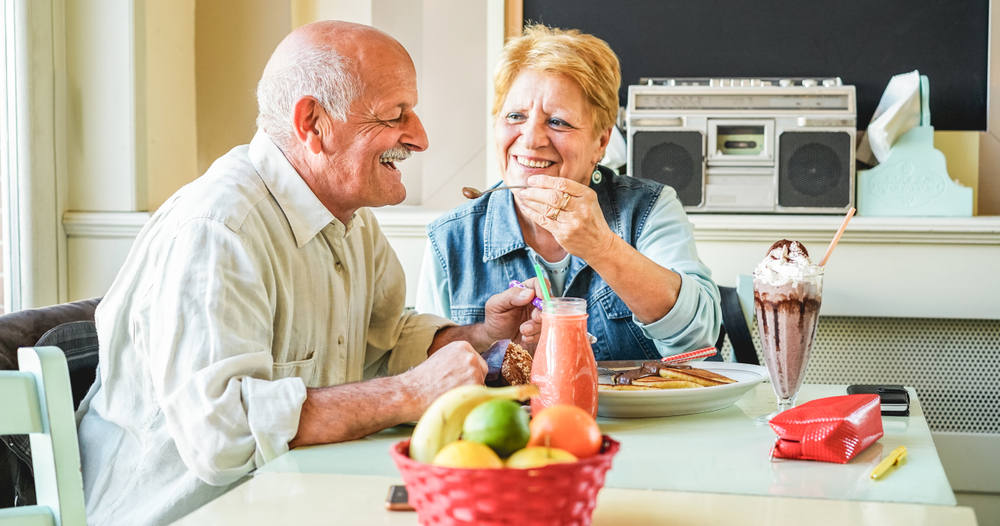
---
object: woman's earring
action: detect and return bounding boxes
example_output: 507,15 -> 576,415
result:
591,165 -> 603,184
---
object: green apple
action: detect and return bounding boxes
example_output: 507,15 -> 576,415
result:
505,446 -> 577,469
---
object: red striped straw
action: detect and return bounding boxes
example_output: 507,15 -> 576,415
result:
661,346 -> 717,364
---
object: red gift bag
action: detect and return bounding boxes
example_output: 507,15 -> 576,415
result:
769,394 -> 884,463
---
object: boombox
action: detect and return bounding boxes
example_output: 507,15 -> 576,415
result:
626,78 -> 856,213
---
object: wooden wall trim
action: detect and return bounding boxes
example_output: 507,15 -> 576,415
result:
504,0 -> 522,40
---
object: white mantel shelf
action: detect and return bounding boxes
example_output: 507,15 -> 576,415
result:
63,211 -> 151,238
373,207 -> 1000,244
63,208 -> 1000,245
63,208 -> 997,319
371,208 -> 1000,320
688,215 -> 1000,245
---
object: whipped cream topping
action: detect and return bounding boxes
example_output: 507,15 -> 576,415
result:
754,239 -> 823,284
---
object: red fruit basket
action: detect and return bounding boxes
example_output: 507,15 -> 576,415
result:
390,436 -> 620,526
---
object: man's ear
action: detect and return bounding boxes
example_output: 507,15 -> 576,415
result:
292,97 -> 326,154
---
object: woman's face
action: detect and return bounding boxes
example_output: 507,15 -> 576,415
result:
495,70 -> 610,189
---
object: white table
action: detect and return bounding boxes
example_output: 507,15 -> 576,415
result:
257,383 -> 956,506
172,472 -> 978,526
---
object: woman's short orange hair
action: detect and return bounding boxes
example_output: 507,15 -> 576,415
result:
493,24 -> 621,137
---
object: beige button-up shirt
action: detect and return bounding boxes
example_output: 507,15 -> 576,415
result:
76,131 -> 451,525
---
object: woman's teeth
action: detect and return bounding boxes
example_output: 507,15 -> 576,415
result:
515,156 -> 553,168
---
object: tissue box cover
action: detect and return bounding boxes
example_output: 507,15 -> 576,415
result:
769,394 -> 883,463
857,126 -> 972,217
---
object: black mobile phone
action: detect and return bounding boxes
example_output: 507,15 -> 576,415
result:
385,485 -> 415,511
846,384 -> 910,416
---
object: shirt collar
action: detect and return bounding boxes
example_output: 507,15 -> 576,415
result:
248,130 -> 363,247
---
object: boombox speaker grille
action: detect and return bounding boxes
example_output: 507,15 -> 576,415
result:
778,131 -> 851,208
632,131 -> 704,207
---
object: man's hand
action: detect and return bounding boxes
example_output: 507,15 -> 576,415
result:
403,341 -> 487,413
483,278 -> 544,348
430,279 -> 544,353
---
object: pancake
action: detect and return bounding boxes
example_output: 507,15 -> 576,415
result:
631,376 -> 703,389
598,384 -> 658,391
657,366 -> 736,387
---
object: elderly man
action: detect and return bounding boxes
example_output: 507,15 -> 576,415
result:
76,21 -> 541,525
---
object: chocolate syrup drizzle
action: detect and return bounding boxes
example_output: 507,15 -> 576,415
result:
612,362 -> 693,385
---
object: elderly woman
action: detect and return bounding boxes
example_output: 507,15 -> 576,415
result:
415,25 -> 720,361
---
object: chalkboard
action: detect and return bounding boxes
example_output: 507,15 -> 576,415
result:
523,0 -> 989,131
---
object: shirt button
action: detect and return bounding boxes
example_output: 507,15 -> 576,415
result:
335,261 -> 343,272
338,336 -> 345,345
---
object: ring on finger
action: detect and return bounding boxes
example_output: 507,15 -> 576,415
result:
558,191 -> 572,210
546,206 -> 561,220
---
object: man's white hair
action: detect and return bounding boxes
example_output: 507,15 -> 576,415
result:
255,45 -> 360,149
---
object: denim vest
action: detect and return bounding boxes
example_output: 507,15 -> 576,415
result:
426,166 -> 665,361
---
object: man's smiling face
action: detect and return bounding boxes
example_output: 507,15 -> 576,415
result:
309,38 -> 428,218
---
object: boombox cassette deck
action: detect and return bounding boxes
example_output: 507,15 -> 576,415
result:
626,77 -> 856,213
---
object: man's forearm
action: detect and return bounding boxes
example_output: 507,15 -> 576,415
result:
288,373 -> 424,448
429,324 -> 491,354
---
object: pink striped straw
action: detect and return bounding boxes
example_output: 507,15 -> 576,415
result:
661,346 -> 717,364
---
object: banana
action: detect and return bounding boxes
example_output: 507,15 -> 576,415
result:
409,383 -> 539,464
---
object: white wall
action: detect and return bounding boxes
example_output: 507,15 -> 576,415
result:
65,1 -> 145,213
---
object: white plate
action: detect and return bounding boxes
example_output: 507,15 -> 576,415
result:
596,362 -> 768,418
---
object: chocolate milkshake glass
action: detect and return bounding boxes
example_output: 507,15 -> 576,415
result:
752,240 -> 824,424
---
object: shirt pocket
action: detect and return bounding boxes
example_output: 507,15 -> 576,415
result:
272,351 -> 317,385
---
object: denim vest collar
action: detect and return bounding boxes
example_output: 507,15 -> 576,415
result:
482,189 -> 527,262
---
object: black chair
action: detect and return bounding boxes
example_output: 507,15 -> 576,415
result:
0,298 -> 100,508
715,285 -> 760,365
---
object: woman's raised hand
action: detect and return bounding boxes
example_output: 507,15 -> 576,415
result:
516,174 -> 617,259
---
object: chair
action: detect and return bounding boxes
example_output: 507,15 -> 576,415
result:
0,299 -> 100,509
715,276 -> 760,365
0,347 -> 86,525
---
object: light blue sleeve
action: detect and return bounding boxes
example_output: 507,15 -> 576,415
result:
414,238 -> 452,318
632,189 -> 722,357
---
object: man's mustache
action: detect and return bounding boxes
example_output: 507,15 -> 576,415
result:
379,145 -> 411,163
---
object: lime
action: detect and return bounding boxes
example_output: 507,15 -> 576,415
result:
461,399 -> 530,458
432,440 -> 503,469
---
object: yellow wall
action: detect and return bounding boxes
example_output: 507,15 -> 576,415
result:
934,131 -> 979,215
194,0 -> 291,175
146,0 -> 198,211
142,0 -> 293,210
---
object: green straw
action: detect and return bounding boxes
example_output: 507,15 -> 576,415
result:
533,263 -> 552,302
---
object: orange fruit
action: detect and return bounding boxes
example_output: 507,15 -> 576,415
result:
527,405 -> 603,459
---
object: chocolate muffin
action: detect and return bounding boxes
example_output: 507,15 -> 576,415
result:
500,342 -> 532,386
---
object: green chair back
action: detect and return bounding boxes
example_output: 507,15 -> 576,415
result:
0,347 -> 85,526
